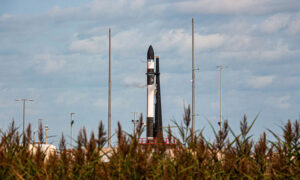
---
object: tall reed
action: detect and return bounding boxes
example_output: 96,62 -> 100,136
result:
0,108 -> 299,179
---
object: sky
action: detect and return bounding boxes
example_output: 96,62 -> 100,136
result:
0,0 -> 300,147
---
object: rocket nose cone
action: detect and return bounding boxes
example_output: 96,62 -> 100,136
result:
147,45 -> 154,59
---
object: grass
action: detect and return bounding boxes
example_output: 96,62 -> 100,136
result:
0,106 -> 299,179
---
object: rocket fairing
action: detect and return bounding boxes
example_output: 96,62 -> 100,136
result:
146,45 -> 155,138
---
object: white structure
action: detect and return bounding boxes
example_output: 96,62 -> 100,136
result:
28,144 -> 57,160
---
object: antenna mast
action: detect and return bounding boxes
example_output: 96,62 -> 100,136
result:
192,18 -> 195,138
217,65 -> 224,132
108,28 -> 112,148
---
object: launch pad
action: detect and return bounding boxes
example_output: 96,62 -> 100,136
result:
138,137 -> 177,145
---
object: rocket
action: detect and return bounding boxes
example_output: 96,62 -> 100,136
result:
146,45 -> 155,138
146,45 -> 163,139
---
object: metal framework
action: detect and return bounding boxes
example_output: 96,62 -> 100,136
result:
138,137 -> 177,145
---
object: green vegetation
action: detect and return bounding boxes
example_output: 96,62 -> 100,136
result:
0,107 -> 299,179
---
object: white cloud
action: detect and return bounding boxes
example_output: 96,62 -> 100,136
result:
248,75 -> 275,88
174,0 -> 300,15
69,35 -> 107,53
261,14 -> 290,33
94,96 -> 132,110
259,42 -> 294,61
223,35 -> 252,51
267,95 -> 291,109
156,29 -> 225,53
93,98 -> 107,109
56,92 -> 88,105
0,14 -> 13,21
34,54 -> 66,74
123,76 -> 145,88
129,0 -> 146,10
176,0 -> 256,14
88,0 -> 125,14
87,0 -> 145,15
219,41 -> 295,61
198,34 -> 225,50
287,14 -> 300,34
218,20 -> 256,34
69,29 -> 144,55
111,29 -> 145,54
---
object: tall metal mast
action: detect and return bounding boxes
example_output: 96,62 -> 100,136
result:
192,18 -> 195,138
217,65 -> 224,132
108,28 -> 112,148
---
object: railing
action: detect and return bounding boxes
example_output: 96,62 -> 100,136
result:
138,137 -> 177,145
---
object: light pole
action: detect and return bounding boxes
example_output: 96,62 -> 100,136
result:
217,65 -> 225,132
192,18 -> 195,139
33,130 -> 36,144
16,99 -> 33,136
131,112 -> 139,136
108,28 -> 112,148
70,112 -> 75,150
45,125 -> 49,144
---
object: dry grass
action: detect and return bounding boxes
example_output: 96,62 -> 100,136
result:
0,107 -> 299,179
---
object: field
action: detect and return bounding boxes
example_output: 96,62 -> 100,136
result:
0,107 -> 299,179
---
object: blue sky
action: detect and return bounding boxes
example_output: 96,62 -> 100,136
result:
0,0 -> 300,147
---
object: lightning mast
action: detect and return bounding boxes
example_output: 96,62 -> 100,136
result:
108,28 -> 112,148
192,18 -> 195,138
217,65 -> 225,132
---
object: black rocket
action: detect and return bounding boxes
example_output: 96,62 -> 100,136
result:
146,45 -> 163,139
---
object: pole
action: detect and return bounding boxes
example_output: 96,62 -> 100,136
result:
192,18 -> 195,138
23,99 -> 25,135
220,67 -> 222,132
217,66 -> 223,132
45,125 -> 48,144
108,28 -> 112,148
133,112 -> 137,135
16,99 -> 33,137
70,112 -> 75,150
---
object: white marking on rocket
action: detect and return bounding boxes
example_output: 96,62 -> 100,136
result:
147,60 -> 154,118
147,45 -> 155,138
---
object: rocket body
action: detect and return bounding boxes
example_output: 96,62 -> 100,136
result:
147,46 -> 155,138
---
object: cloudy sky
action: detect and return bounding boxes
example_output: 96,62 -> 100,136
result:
1,0 -> 300,146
